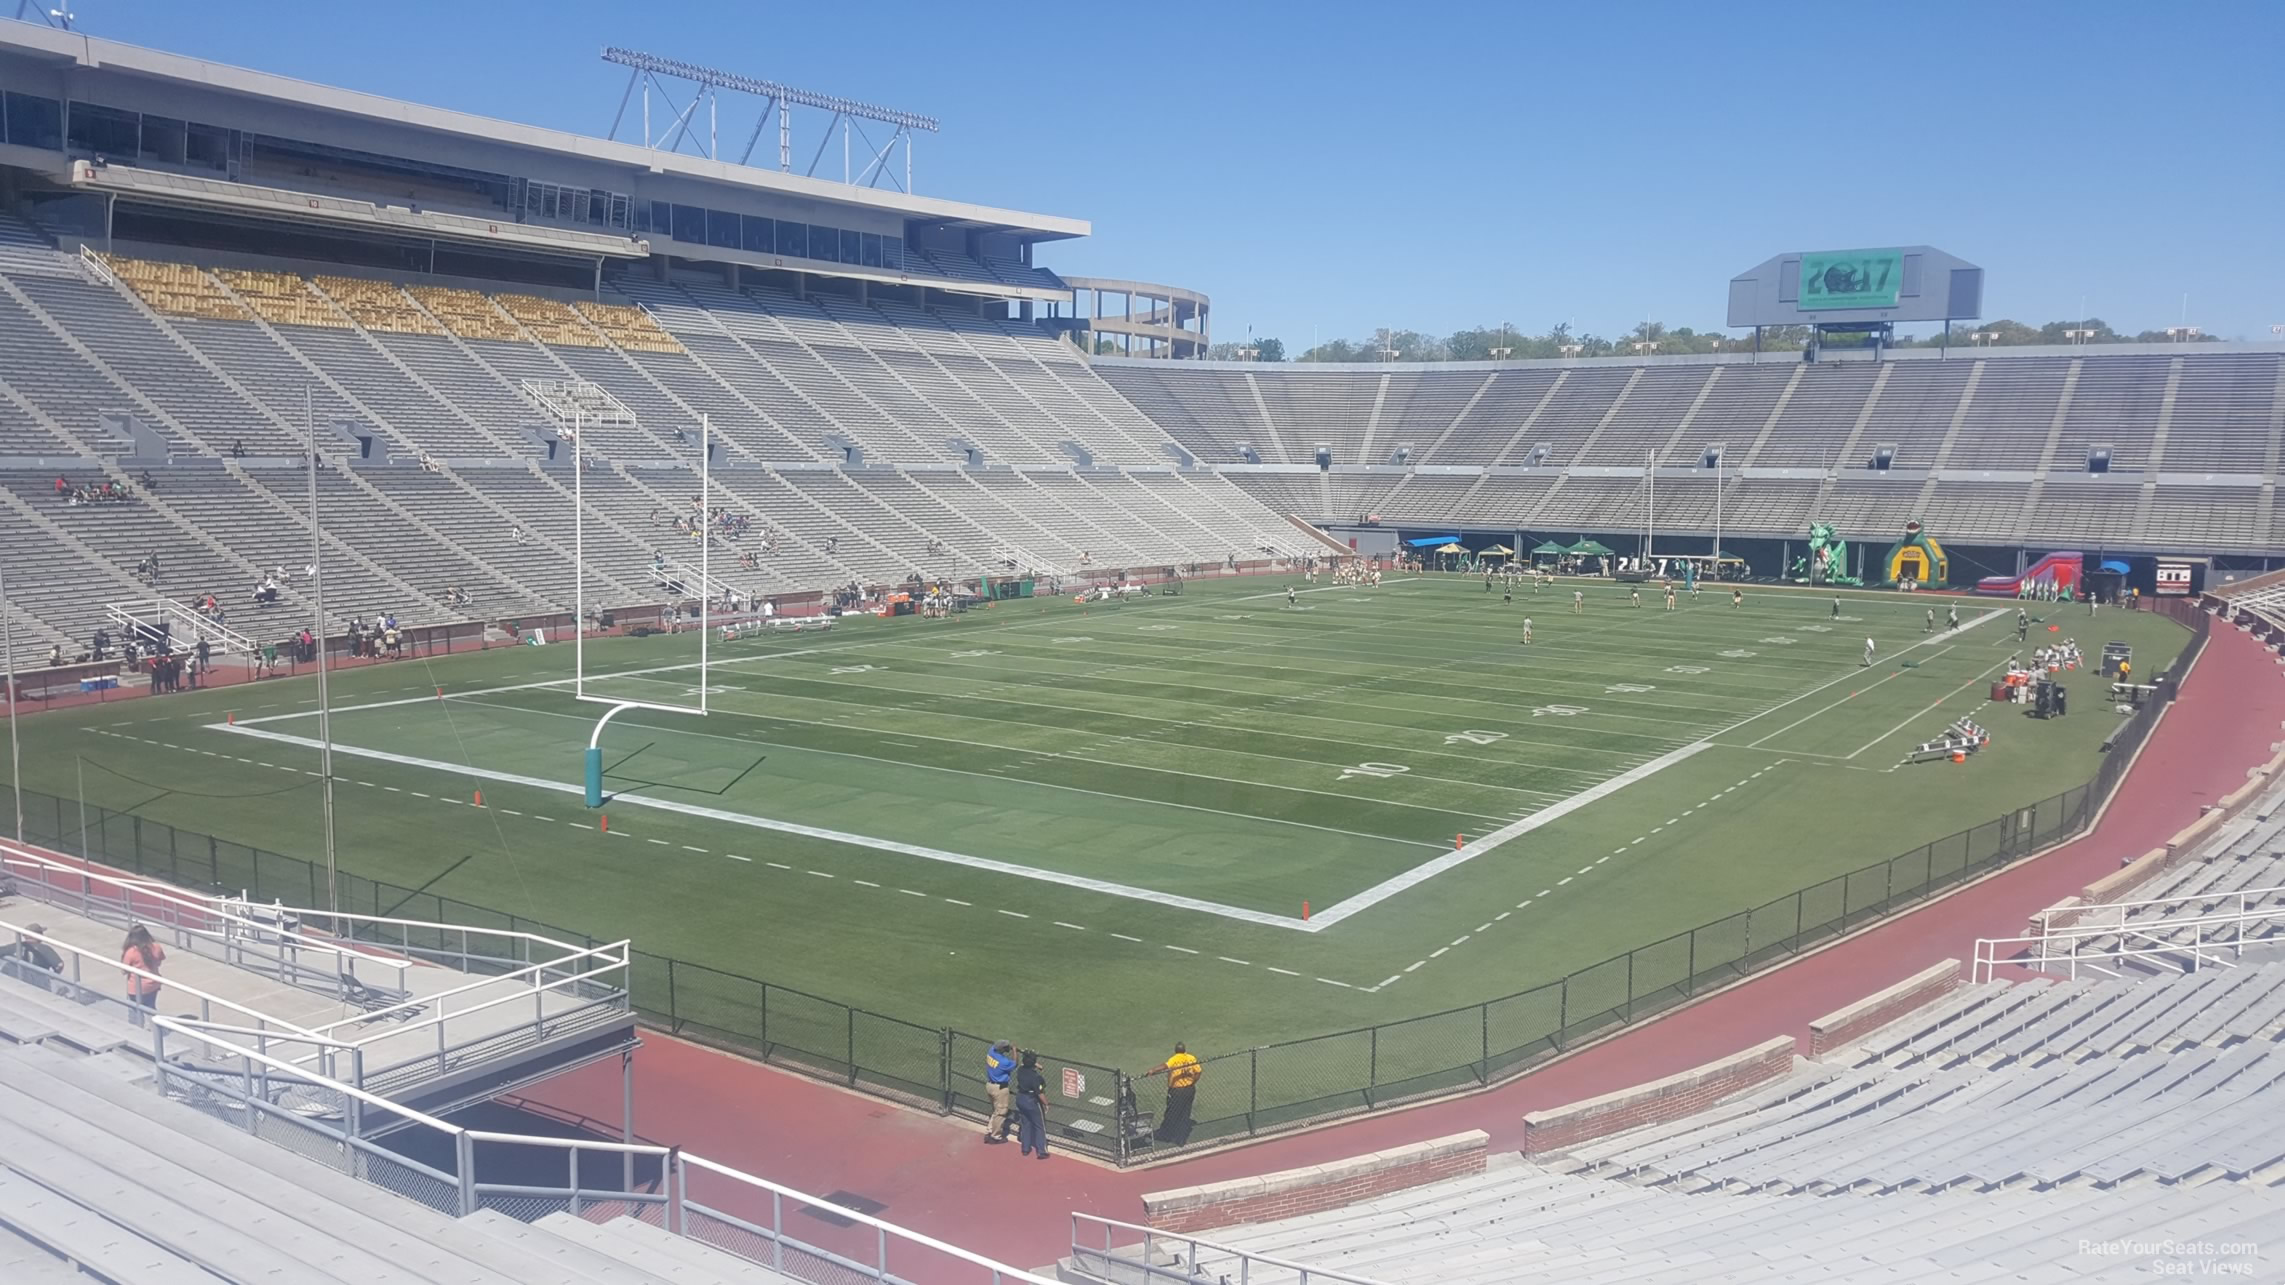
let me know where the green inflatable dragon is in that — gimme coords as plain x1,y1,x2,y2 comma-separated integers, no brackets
1791,521,1862,587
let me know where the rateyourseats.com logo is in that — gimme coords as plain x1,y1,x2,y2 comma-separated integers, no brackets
2079,1239,2261,1277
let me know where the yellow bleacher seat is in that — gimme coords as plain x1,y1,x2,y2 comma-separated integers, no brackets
576,301,685,354
213,268,351,329
310,276,445,336
405,286,525,342
494,293,605,348
102,255,249,321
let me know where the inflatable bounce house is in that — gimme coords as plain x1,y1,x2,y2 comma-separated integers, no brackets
1791,522,1862,587
1881,520,1949,587
1977,551,2083,598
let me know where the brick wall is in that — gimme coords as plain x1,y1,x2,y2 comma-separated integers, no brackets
1806,959,1961,1057
1140,1131,1488,1234
1519,1036,1794,1156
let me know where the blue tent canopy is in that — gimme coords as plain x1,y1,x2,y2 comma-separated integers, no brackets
2099,559,2130,574
1406,535,1464,548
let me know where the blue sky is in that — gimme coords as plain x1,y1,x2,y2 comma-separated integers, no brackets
48,1,2285,345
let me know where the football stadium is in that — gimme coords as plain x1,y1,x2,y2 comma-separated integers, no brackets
1,12,2283,1283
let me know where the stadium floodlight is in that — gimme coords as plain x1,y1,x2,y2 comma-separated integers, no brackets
2165,326,2202,342
1971,331,2000,347
2272,325,2284,338
1559,344,1584,357
601,47,937,191
2063,328,2098,344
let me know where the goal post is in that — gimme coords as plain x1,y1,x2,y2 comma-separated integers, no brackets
531,379,713,806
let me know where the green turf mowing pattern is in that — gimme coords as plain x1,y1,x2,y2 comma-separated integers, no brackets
8,576,2185,1068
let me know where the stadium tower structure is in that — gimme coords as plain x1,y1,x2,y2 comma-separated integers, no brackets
1728,245,1985,361
0,24,1085,311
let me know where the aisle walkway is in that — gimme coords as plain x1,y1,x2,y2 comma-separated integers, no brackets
536,613,2284,1269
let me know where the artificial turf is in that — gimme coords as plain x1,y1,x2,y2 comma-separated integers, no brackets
6,574,2186,1075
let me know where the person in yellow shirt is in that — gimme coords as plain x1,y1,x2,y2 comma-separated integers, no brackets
1145,1042,1204,1145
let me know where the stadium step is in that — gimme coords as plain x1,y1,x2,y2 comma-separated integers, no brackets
0,1044,633,1285
0,980,135,1055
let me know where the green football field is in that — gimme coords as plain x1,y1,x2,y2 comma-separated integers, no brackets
9,575,2186,1071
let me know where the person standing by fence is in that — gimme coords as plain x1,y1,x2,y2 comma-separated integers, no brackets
1146,1042,1204,1145
1013,1051,1049,1160
982,1041,1016,1144
122,924,164,1025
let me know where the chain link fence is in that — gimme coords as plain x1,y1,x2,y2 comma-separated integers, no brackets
13,604,2207,1164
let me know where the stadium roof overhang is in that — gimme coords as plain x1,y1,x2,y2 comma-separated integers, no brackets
0,25,1090,246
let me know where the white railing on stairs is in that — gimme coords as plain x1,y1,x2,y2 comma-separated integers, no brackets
105,596,259,656
140,1018,1059,1284
1070,1212,1391,1285
76,243,117,288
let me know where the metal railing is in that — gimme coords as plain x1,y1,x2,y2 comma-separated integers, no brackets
149,1018,1058,1284
2,843,632,1097
3,844,412,991
0,911,330,1050
1973,900,2285,981
2029,879,2285,938
1070,1213,1389,1285
12,601,2211,1163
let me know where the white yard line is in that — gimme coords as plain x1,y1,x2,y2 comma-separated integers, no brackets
1842,657,2015,760
209,721,1309,930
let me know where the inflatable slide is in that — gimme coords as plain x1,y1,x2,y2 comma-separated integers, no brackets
1977,551,2082,597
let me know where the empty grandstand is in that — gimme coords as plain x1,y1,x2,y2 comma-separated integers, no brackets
6,15,2285,1284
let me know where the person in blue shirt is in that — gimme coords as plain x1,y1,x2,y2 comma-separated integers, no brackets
982,1041,1016,1144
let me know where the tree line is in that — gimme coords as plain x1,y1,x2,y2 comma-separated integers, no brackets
1199,318,2223,363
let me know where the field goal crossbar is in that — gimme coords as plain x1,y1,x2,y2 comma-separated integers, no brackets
521,377,714,807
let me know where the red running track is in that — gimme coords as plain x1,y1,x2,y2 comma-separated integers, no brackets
533,615,2285,1270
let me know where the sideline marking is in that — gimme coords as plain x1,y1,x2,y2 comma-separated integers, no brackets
219,719,1310,925
203,600,2002,934
1297,609,2000,929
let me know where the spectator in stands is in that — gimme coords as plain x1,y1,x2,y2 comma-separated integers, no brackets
121,924,165,1024
137,469,156,492
195,638,210,675
1,924,64,992
90,628,108,661
1012,1050,1049,1159
982,1040,1017,1143
1145,1042,1204,1145
45,644,62,668
51,474,67,497
230,439,246,458
825,536,838,555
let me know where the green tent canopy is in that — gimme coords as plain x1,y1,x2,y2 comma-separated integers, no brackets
1531,540,1569,556
1567,539,1615,556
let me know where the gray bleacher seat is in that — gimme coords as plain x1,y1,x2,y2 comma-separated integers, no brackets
0,1042,667,1285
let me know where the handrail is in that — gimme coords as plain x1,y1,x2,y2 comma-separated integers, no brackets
5,843,582,957
461,1128,668,1157
1,914,326,1040
150,1019,1053,1282
1972,903,2285,981
3,846,412,979
2033,880,2285,934
151,1014,461,1133
79,242,116,286
1069,1212,1392,1285
681,1153,1063,1285
158,1015,354,1050
300,939,630,1040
